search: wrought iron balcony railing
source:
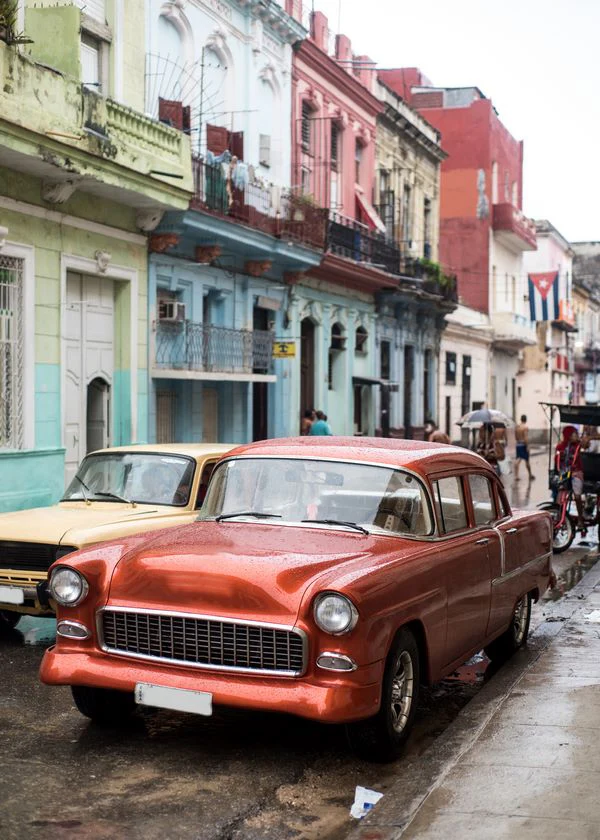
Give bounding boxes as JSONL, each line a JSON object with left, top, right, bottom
{"left": 191, "top": 156, "right": 327, "bottom": 251}
{"left": 154, "top": 321, "right": 273, "bottom": 375}
{"left": 327, "top": 213, "right": 401, "bottom": 275}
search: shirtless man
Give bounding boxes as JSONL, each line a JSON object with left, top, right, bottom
{"left": 515, "top": 414, "right": 535, "bottom": 481}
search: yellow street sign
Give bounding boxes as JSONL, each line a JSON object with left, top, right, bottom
{"left": 272, "top": 341, "right": 296, "bottom": 358}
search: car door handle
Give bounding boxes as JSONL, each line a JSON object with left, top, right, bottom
{"left": 475, "top": 537, "right": 489, "bottom": 545}
{"left": 506, "top": 527, "right": 518, "bottom": 534}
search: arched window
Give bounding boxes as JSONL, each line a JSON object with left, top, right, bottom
{"left": 355, "top": 325, "right": 368, "bottom": 353}
{"left": 203, "top": 46, "right": 228, "bottom": 128}
{"left": 329, "top": 322, "right": 346, "bottom": 391}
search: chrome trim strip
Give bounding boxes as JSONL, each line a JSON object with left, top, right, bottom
{"left": 316, "top": 652, "right": 358, "bottom": 672}
{"left": 491, "top": 551, "right": 552, "bottom": 586}
{"left": 57, "top": 620, "right": 91, "bottom": 640}
{"left": 96, "top": 606, "right": 308, "bottom": 678}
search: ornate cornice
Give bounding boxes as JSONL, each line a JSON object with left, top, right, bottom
{"left": 295, "top": 39, "right": 383, "bottom": 119}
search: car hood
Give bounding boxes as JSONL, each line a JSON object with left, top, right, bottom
{"left": 0, "top": 502, "right": 180, "bottom": 547}
{"left": 107, "top": 521, "right": 387, "bottom": 625}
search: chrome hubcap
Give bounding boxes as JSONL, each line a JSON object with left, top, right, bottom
{"left": 390, "top": 650, "right": 414, "bottom": 734}
{"left": 513, "top": 596, "right": 529, "bottom": 645}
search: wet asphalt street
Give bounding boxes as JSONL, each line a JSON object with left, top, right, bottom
{"left": 1, "top": 452, "right": 597, "bottom": 840}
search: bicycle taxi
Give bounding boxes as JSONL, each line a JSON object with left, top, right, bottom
{"left": 539, "top": 401, "right": 600, "bottom": 553}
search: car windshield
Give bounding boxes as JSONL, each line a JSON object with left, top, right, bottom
{"left": 62, "top": 453, "right": 195, "bottom": 506}
{"left": 200, "top": 457, "right": 433, "bottom": 537}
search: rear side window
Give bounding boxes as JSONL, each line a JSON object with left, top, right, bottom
{"left": 432, "top": 476, "right": 467, "bottom": 533}
{"left": 468, "top": 474, "right": 496, "bottom": 526}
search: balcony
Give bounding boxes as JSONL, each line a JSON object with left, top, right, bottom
{"left": 0, "top": 41, "right": 193, "bottom": 209}
{"left": 152, "top": 321, "right": 276, "bottom": 382}
{"left": 327, "top": 212, "right": 401, "bottom": 274}
{"left": 492, "top": 204, "right": 537, "bottom": 252}
{"left": 191, "top": 157, "right": 327, "bottom": 252}
{"left": 401, "top": 258, "right": 459, "bottom": 303}
{"left": 553, "top": 299, "right": 577, "bottom": 332}
{"left": 491, "top": 312, "right": 537, "bottom": 350}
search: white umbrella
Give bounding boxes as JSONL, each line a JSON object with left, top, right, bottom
{"left": 457, "top": 408, "right": 514, "bottom": 428}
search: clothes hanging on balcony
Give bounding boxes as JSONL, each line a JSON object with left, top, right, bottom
{"left": 232, "top": 162, "right": 249, "bottom": 191}
{"left": 205, "top": 150, "right": 229, "bottom": 212}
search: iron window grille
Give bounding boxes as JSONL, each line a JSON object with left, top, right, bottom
{"left": 0, "top": 256, "right": 24, "bottom": 450}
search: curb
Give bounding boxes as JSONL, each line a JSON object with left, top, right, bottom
{"left": 346, "top": 551, "right": 600, "bottom": 840}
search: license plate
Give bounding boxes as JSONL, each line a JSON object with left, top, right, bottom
{"left": 134, "top": 682, "right": 213, "bottom": 717}
{"left": 0, "top": 585, "right": 25, "bottom": 605}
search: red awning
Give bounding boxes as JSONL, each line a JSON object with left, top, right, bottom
{"left": 355, "top": 188, "right": 387, "bottom": 234}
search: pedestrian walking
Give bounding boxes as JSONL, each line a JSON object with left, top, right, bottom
{"left": 300, "top": 408, "right": 315, "bottom": 436}
{"left": 515, "top": 414, "right": 535, "bottom": 481}
{"left": 308, "top": 410, "right": 333, "bottom": 436}
{"left": 476, "top": 423, "right": 505, "bottom": 477}
{"left": 426, "top": 420, "right": 451, "bottom": 444}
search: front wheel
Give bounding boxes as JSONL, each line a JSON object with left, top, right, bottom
{"left": 0, "top": 610, "right": 21, "bottom": 632}
{"left": 484, "top": 593, "right": 532, "bottom": 662}
{"left": 539, "top": 502, "right": 575, "bottom": 554}
{"left": 71, "top": 685, "right": 135, "bottom": 726}
{"left": 346, "top": 628, "right": 420, "bottom": 762}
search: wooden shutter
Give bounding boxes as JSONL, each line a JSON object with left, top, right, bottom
{"left": 206, "top": 124, "right": 229, "bottom": 154}
{"left": 230, "top": 131, "right": 244, "bottom": 160}
{"left": 159, "top": 98, "right": 184, "bottom": 130}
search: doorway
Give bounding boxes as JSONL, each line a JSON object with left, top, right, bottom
{"left": 64, "top": 272, "right": 114, "bottom": 487}
{"left": 86, "top": 378, "right": 110, "bottom": 453}
{"left": 404, "top": 345, "right": 414, "bottom": 438}
{"left": 300, "top": 318, "right": 315, "bottom": 427}
{"left": 253, "top": 305, "right": 270, "bottom": 441}
{"left": 202, "top": 387, "right": 218, "bottom": 441}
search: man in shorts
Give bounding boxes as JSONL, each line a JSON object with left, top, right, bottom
{"left": 515, "top": 414, "right": 535, "bottom": 481}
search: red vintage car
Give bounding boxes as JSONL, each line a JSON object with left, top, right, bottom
{"left": 40, "top": 438, "right": 553, "bottom": 761}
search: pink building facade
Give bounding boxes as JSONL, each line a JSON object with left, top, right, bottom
{"left": 289, "top": 9, "right": 381, "bottom": 228}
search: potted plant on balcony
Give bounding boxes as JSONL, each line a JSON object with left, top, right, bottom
{"left": 0, "top": 0, "right": 32, "bottom": 45}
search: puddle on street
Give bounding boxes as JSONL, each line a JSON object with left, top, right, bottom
{"left": 544, "top": 552, "right": 599, "bottom": 601}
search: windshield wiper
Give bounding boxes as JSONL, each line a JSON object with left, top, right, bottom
{"left": 215, "top": 511, "right": 282, "bottom": 522}
{"left": 75, "top": 474, "right": 92, "bottom": 502}
{"left": 301, "top": 518, "right": 369, "bottom": 535}
{"left": 92, "top": 491, "right": 133, "bottom": 505}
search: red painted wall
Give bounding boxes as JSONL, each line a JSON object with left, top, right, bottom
{"left": 402, "top": 84, "right": 524, "bottom": 315}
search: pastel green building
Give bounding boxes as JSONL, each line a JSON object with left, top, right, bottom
{"left": 0, "top": 1, "right": 193, "bottom": 511}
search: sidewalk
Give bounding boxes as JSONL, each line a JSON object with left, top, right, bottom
{"left": 349, "top": 553, "right": 600, "bottom": 840}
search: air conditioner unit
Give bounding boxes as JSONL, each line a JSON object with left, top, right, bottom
{"left": 158, "top": 300, "right": 186, "bottom": 322}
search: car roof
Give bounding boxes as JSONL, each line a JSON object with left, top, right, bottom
{"left": 221, "top": 437, "right": 493, "bottom": 478}
{"left": 88, "top": 443, "right": 237, "bottom": 459}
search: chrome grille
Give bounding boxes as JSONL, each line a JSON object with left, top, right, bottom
{"left": 0, "top": 541, "right": 76, "bottom": 572}
{"left": 100, "top": 609, "right": 306, "bottom": 676}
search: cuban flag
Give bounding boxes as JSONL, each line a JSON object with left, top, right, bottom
{"left": 528, "top": 272, "right": 560, "bottom": 322}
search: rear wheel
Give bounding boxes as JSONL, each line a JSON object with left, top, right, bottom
{"left": 71, "top": 685, "right": 135, "bottom": 725}
{"left": 0, "top": 611, "right": 21, "bottom": 631}
{"left": 539, "top": 502, "right": 575, "bottom": 554}
{"left": 484, "top": 593, "right": 531, "bottom": 662}
{"left": 346, "top": 628, "right": 420, "bottom": 762}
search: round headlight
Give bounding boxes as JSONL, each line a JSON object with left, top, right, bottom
{"left": 313, "top": 592, "right": 358, "bottom": 635}
{"left": 49, "top": 567, "right": 88, "bottom": 607}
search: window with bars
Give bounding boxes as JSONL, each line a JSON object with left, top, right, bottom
{"left": 0, "top": 256, "right": 24, "bottom": 450}
{"left": 301, "top": 101, "right": 313, "bottom": 152}
{"left": 330, "top": 122, "right": 340, "bottom": 170}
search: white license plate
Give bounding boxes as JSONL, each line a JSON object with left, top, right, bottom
{"left": 134, "top": 682, "right": 213, "bottom": 717}
{"left": 0, "top": 585, "right": 25, "bottom": 605}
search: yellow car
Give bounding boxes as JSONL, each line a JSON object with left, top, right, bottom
{"left": 0, "top": 443, "right": 235, "bottom": 628}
